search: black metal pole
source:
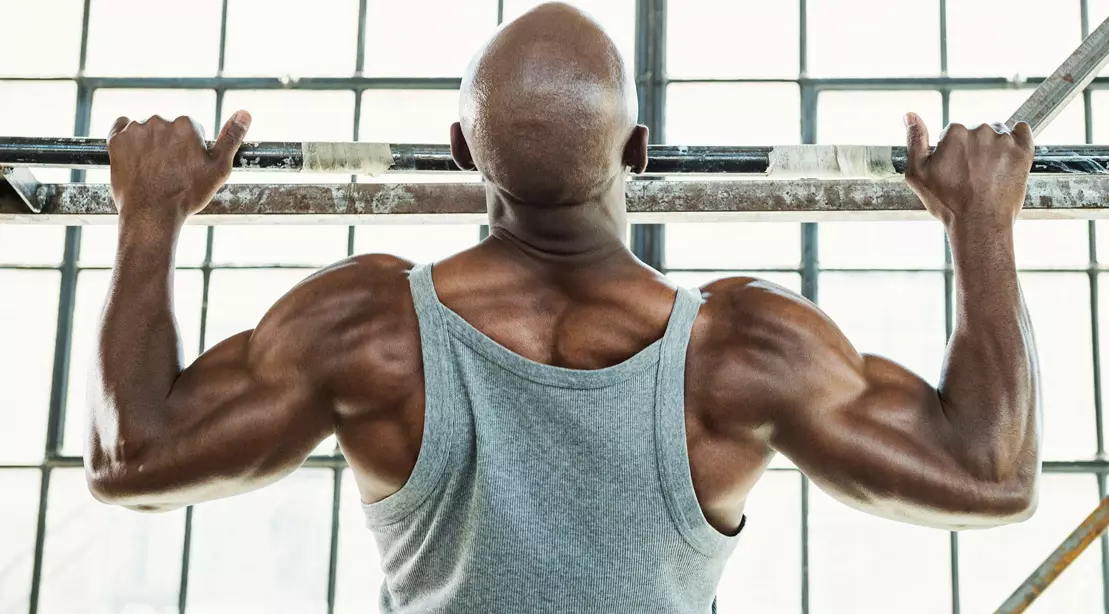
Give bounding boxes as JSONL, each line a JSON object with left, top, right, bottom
{"left": 4, "top": 137, "right": 1109, "bottom": 175}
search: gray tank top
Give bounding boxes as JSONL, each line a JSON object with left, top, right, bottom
{"left": 362, "top": 264, "right": 742, "bottom": 613}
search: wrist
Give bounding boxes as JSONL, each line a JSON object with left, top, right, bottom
{"left": 116, "top": 213, "right": 182, "bottom": 259}
{"left": 945, "top": 215, "right": 1015, "bottom": 241}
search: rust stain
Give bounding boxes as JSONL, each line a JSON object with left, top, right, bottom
{"left": 1062, "top": 73, "right": 1076, "bottom": 83}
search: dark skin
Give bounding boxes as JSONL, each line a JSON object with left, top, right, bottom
{"left": 88, "top": 3, "right": 1040, "bottom": 533}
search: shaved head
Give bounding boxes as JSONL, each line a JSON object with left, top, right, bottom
{"left": 453, "top": 2, "right": 646, "bottom": 206}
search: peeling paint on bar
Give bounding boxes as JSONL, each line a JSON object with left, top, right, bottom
{"left": 4, "top": 176, "right": 1109, "bottom": 224}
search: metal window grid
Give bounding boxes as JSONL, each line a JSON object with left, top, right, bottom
{"left": 2, "top": 0, "right": 1109, "bottom": 613}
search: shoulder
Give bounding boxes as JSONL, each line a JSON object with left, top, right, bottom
{"left": 687, "top": 275, "right": 864, "bottom": 425}
{"left": 248, "top": 253, "right": 420, "bottom": 374}
{"left": 695, "top": 276, "right": 834, "bottom": 347}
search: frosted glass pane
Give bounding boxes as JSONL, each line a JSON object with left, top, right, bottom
{"left": 78, "top": 223, "right": 209, "bottom": 268}
{"left": 204, "top": 269, "right": 316, "bottom": 348}
{"left": 502, "top": 0, "right": 636, "bottom": 67}
{"left": 959, "top": 475, "right": 1102, "bottom": 614}
{"left": 1095, "top": 276, "right": 1109, "bottom": 452}
{"left": 665, "top": 223, "right": 801, "bottom": 269}
{"left": 808, "top": 0, "right": 939, "bottom": 77}
{"left": 354, "top": 225, "right": 480, "bottom": 263}
{"left": 212, "top": 226, "right": 348, "bottom": 266}
{"left": 818, "top": 273, "right": 946, "bottom": 385}
{"left": 1098, "top": 221, "right": 1109, "bottom": 263}
{"left": 0, "top": 0, "right": 83, "bottom": 77}
{"left": 224, "top": 0, "right": 359, "bottom": 77}
{"left": 89, "top": 90, "right": 217, "bottom": 137}
{"left": 0, "top": 272, "right": 58, "bottom": 463}
{"left": 0, "top": 225, "right": 65, "bottom": 265}
{"left": 38, "top": 469, "right": 184, "bottom": 614}
{"left": 1021, "top": 273, "right": 1095, "bottom": 460}
{"left": 1014, "top": 220, "right": 1089, "bottom": 269}
{"left": 948, "top": 0, "right": 1080, "bottom": 78}
{"left": 810, "top": 488, "right": 951, "bottom": 614}
{"left": 222, "top": 91, "right": 355, "bottom": 184}
{"left": 85, "top": 0, "right": 221, "bottom": 77}
{"left": 364, "top": 0, "right": 497, "bottom": 77}
{"left": 187, "top": 470, "right": 333, "bottom": 614}
{"left": 950, "top": 90, "right": 1086, "bottom": 146}
{"left": 62, "top": 270, "right": 204, "bottom": 456}
{"left": 360, "top": 90, "right": 459, "bottom": 144}
{"left": 78, "top": 225, "right": 207, "bottom": 267}
{"left": 818, "top": 222, "right": 945, "bottom": 269}
{"left": 0, "top": 82, "right": 77, "bottom": 136}
{"left": 715, "top": 472, "right": 802, "bottom": 614}
{"left": 667, "top": 0, "right": 799, "bottom": 79}
{"left": 817, "top": 91, "right": 943, "bottom": 145}
{"left": 335, "top": 469, "right": 386, "bottom": 614}
{"left": 0, "top": 470, "right": 39, "bottom": 614}
{"left": 667, "top": 84, "right": 801, "bottom": 145}
{"left": 1091, "top": 91, "right": 1109, "bottom": 142}
{"left": 0, "top": 81, "right": 78, "bottom": 183}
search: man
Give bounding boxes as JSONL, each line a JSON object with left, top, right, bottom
{"left": 86, "top": 3, "right": 1040, "bottom": 612}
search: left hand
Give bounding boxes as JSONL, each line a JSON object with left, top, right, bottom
{"left": 107, "top": 110, "right": 252, "bottom": 225}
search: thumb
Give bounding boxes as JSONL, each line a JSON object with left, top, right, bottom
{"left": 904, "top": 112, "right": 930, "bottom": 177}
{"left": 210, "top": 110, "right": 252, "bottom": 169}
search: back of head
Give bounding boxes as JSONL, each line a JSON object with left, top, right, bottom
{"left": 458, "top": 3, "right": 639, "bottom": 205}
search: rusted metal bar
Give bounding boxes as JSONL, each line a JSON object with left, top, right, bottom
{"left": 4, "top": 176, "right": 1109, "bottom": 224}
{"left": 3, "top": 138, "right": 1109, "bottom": 175}
{"left": 1008, "top": 15, "right": 1109, "bottom": 136}
{"left": 995, "top": 496, "right": 1109, "bottom": 614}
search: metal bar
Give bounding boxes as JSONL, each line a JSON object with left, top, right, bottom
{"left": 14, "top": 74, "right": 1109, "bottom": 90}
{"left": 1008, "top": 16, "right": 1109, "bottom": 135}
{"left": 996, "top": 496, "right": 1109, "bottom": 614}
{"left": 326, "top": 468, "right": 343, "bottom": 614}
{"left": 0, "top": 76, "right": 466, "bottom": 91}
{"left": 27, "top": 468, "right": 51, "bottom": 614}
{"left": 1, "top": 167, "right": 41, "bottom": 213}
{"left": 11, "top": 174, "right": 1109, "bottom": 227}
{"left": 8, "top": 138, "right": 1109, "bottom": 175}
{"left": 631, "top": 0, "right": 666, "bottom": 270}
{"left": 6, "top": 456, "right": 1108, "bottom": 473}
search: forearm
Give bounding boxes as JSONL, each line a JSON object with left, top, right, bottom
{"left": 940, "top": 219, "right": 1040, "bottom": 482}
{"left": 88, "top": 219, "right": 184, "bottom": 463}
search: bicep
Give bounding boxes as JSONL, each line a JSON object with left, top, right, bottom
{"left": 770, "top": 351, "right": 1017, "bottom": 528}
{"left": 106, "top": 330, "right": 333, "bottom": 507}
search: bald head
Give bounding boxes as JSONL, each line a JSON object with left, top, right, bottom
{"left": 453, "top": 3, "right": 647, "bottom": 206}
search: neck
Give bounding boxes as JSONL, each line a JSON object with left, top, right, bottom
{"left": 485, "top": 178, "right": 630, "bottom": 266}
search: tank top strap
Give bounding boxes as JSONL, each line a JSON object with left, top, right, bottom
{"left": 655, "top": 286, "right": 745, "bottom": 556}
{"left": 361, "top": 263, "right": 457, "bottom": 526}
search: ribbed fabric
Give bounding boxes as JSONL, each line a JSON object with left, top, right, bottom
{"left": 362, "top": 263, "right": 742, "bottom": 613}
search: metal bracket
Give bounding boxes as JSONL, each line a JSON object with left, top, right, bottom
{"left": 0, "top": 166, "right": 41, "bottom": 213}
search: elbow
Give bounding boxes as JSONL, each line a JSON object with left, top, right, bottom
{"left": 85, "top": 467, "right": 178, "bottom": 513}
{"left": 85, "top": 463, "right": 128, "bottom": 505}
{"left": 85, "top": 447, "right": 177, "bottom": 512}
{"left": 955, "top": 474, "right": 1039, "bottom": 530}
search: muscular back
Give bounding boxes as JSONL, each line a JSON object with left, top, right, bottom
{"left": 321, "top": 241, "right": 1039, "bottom": 535}
{"left": 316, "top": 244, "right": 767, "bottom": 531}
{"left": 299, "top": 244, "right": 875, "bottom": 534}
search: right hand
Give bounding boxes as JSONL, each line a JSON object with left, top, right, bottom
{"left": 903, "top": 112, "right": 1034, "bottom": 228}
{"left": 107, "top": 110, "right": 252, "bottom": 226}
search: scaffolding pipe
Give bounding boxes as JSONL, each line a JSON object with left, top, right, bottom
{"left": 2, "top": 137, "right": 1109, "bottom": 176}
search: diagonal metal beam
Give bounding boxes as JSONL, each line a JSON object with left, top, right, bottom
{"left": 1008, "top": 16, "right": 1109, "bottom": 135}
{"left": 995, "top": 496, "right": 1109, "bottom": 614}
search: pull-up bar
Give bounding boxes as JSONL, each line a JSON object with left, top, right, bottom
{"left": 1, "top": 138, "right": 1109, "bottom": 176}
